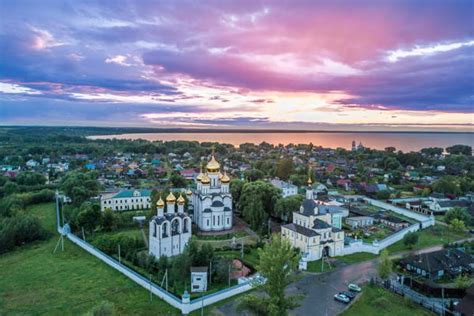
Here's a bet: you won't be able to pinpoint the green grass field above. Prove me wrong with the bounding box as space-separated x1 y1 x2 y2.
0 203 180 315
342 285 433 316
386 224 469 254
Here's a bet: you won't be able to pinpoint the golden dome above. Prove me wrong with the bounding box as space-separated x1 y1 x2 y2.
221 172 230 183
156 196 165 208
307 176 313 186
206 155 220 172
201 173 210 184
196 167 204 182
218 172 224 179
166 191 176 203
186 189 192 196
177 194 185 205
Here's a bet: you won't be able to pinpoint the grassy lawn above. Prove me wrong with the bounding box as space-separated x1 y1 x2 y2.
342 285 433 316
215 248 260 268
387 224 469 254
306 259 335 273
336 252 378 265
0 203 180 315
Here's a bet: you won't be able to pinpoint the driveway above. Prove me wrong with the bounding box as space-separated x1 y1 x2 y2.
288 260 377 316
213 259 378 316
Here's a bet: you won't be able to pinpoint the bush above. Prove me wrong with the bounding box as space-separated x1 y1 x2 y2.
0 215 50 254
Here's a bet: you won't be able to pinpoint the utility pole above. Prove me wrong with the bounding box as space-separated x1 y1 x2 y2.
82 227 86 241
228 264 231 287
149 273 153 302
209 260 212 286
118 244 121 264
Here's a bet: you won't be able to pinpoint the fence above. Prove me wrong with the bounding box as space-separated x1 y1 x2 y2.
55 194 261 314
341 195 435 256
342 223 420 255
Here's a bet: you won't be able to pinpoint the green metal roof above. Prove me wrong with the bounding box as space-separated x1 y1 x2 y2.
113 189 152 198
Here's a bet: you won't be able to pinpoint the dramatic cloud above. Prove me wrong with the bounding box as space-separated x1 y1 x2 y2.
0 0 473 130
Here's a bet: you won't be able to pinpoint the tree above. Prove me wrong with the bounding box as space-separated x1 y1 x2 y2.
275 159 294 181
16 172 46 186
444 207 472 226
102 208 116 231
377 249 392 280
4 181 19 196
383 157 400 171
432 176 461 195
244 169 265 182
403 232 419 249
454 274 471 289
421 147 443 156
230 179 244 209
446 145 472 156
376 190 391 200
168 173 187 187
241 234 301 315
239 181 281 233
274 195 303 222
77 202 102 232
449 218 466 232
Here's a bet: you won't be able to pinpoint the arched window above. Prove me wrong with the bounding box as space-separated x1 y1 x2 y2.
171 219 180 235
162 222 168 238
183 218 190 233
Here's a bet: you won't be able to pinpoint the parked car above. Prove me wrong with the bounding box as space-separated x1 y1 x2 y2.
348 283 362 292
340 291 356 300
334 293 350 304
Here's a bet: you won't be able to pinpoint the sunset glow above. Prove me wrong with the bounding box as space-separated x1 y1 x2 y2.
0 1 473 130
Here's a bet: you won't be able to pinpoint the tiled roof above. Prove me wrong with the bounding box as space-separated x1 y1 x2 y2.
283 223 319 237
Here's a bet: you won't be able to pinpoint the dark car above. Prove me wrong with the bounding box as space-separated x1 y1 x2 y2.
340 291 356 300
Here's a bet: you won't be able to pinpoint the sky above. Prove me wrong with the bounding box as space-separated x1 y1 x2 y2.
0 0 473 131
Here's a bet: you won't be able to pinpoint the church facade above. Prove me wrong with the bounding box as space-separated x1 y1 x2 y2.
149 192 192 259
281 178 345 261
190 153 233 232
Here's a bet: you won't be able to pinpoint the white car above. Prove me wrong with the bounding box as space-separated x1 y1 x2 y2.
334 293 350 304
348 283 362 292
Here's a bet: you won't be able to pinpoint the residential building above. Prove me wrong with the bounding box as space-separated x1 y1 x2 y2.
149 193 192 259
400 249 473 279
380 215 410 230
281 177 345 261
270 178 298 198
100 189 151 212
191 153 233 232
345 216 374 229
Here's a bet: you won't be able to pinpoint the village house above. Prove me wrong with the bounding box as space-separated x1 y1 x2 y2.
400 249 473 280
379 215 410 231
270 178 298 198
345 216 374 229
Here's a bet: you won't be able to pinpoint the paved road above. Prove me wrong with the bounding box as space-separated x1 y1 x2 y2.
288 260 377 316
213 237 474 316
214 259 378 316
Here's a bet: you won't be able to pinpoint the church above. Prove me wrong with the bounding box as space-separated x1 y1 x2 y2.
149 192 192 259
281 177 345 261
190 152 233 232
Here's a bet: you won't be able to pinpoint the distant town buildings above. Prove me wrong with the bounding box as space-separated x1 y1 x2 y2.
149 192 192 259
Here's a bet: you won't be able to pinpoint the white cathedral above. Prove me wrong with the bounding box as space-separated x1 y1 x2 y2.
190 153 233 232
149 192 192 259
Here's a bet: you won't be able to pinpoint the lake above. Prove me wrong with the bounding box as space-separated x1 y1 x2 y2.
89 132 474 152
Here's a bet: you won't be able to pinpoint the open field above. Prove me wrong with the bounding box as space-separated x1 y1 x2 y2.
387 224 469 254
0 203 180 315
342 285 433 316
